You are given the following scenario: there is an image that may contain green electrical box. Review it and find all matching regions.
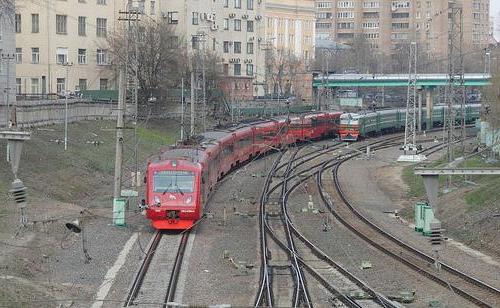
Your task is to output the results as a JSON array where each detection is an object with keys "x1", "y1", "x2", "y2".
[
  {"x1": 113, "y1": 197, "x2": 128, "y2": 226},
  {"x1": 414, "y1": 202, "x2": 426, "y2": 232},
  {"x1": 422, "y1": 205, "x2": 436, "y2": 236}
]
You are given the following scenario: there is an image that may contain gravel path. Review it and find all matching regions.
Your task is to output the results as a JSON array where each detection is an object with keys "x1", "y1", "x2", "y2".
[{"x1": 180, "y1": 154, "x2": 275, "y2": 306}]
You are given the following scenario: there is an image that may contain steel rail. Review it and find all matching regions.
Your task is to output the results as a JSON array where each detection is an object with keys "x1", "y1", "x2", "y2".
[
  {"x1": 123, "y1": 230, "x2": 163, "y2": 307},
  {"x1": 328, "y1": 141, "x2": 500, "y2": 307},
  {"x1": 163, "y1": 231, "x2": 191, "y2": 307},
  {"x1": 280, "y1": 148, "x2": 312, "y2": 308},
  {"x1": 267, "y1": 156, "x2": 395, "y2": 308},
  {"x1": 255, "y1": 150, "x2": 286, "y2": 307}
]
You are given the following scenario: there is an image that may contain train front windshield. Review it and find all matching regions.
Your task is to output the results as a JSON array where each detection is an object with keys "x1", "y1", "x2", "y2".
[{"x1": 153, "y1": 170, "x2": 195, "y2": 193}]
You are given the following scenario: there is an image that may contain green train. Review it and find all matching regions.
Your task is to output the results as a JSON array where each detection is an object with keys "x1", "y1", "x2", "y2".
[{"x1": 339, "y1": 104, "x2": 481, "y2": 141}]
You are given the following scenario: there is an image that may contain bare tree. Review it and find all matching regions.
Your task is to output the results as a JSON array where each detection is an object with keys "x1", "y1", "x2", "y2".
[
  {"x1": 266, "y1": 48, "x2": 303, "y2": 98},
  {"x1": 107, "y1": 19, "x2": 188, "y2": 103}
]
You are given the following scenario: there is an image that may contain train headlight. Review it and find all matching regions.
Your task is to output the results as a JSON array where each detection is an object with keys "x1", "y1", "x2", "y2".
[
  {"x1": 154, "y1": 195, "x2": 161, "y2": 206},
  {"x1": 184, "y1": 196, "x2": 193, "y2": 205}
]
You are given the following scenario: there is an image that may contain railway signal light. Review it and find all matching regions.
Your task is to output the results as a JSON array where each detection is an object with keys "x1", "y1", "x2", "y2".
[
  {"x1": 10, "y1": 179, "x2": 28, "y2": 226},
  {"x1": 429, "y1": 221, "x2": 444, "y2": 249}
]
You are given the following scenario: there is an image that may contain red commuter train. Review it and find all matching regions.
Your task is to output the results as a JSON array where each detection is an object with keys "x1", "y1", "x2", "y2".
[{"x1": 144, "y1": 111, "x2": 342, "y2": 230}]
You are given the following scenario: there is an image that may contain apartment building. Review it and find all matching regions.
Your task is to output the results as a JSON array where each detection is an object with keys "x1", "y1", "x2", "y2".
[
  {"x1": 264, "y1": 0, "x2": 316, "y2": 99},
  {"x1": 315, "y1": 0, "x2": 490, "y2": 58},
  {"x1": 154, "y1": 0, "x2": 266, "y2": 99},
  {"x1": 15, "y1": 0, "x2": 123, "y2": 95}
]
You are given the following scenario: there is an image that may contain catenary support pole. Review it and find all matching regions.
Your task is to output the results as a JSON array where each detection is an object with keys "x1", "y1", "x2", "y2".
[{"x1": 113, "y1": 69, "x2": 125, "y2": 200}]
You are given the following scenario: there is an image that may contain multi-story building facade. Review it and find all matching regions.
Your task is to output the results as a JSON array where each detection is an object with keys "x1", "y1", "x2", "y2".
[
  {"x1": 264, "y1": 0, "x2": 316, "y2": 99},
  {"x1": 154, "y1": 0, "x2": 266, "y2": 99},
  {"x1": 315, "y1": 0, "x2": 490, "y2": 59},
  {"x1": 14, "y1": 0, "x2": 123, "y2": 95}
]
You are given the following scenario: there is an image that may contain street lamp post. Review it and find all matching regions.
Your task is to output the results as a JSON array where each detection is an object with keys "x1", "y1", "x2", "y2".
[{"x1": 62, "y1": 62, "x2": 73, "y2": 151}]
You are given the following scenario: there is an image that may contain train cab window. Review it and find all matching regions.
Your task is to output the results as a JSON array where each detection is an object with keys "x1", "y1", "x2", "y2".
[
  {"x1": 223, "y1": 144, "x2": 234, "y2": 156},
  {"x1": 153, "y1": 170, "x2": 195, "y2": 193}
]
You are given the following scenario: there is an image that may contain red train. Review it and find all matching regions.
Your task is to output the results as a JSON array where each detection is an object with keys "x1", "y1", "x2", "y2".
[{"x1": 143, "y1": 112, "x2": 342, "y2": 230}]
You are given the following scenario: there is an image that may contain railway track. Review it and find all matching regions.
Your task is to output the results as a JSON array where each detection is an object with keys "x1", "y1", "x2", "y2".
[
  {"x1": 124, "y1": 230, "x2": 190, "y2": 307},
  {"x1": 321, "y1": 140, "x2": 500, "y2": 307},
  {"x1": 256, "y1": 139, "x2": 404, "y2": 307}
]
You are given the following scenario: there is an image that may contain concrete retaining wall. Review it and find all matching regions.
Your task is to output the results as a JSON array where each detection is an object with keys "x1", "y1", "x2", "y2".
[{"x1": 0, "y1": 100, "x2": 117, "y2": 129}]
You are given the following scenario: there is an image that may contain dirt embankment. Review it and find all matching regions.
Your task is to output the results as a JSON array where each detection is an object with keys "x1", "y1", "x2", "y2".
[
  {"x1": 0, "y1": 120, "x2": 179, "y2": 307},
  {"x1": 374, "y1": 165, "x2": 500, "y2": 258}
]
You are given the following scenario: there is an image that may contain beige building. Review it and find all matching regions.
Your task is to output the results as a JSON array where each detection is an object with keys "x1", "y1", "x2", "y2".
[
  {"x1": 315, "y1": 0, "x2": 490, "y2": 58},
  {"x1": 152, "y1": 0, "x2": 266, "y2": 98},
  {"x1": 14, "y1": 0, "x2": 125, "y2": 95},
  {"x1": 264, "y1": 0, "x2": 316, "y2": 99}
]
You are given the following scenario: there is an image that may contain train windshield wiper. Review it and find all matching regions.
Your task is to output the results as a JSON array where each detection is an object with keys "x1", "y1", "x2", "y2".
[{"x1": 174, "y1": 184, "x2": 184, "y2": 195}]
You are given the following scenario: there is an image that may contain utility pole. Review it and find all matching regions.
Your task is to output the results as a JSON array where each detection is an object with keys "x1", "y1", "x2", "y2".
[
  {"x1": 181, "y1": 77, "x2": 185, "y2": 141},
  {"x1": 62, "y1": 62, "x2": 73, "y2": 151},
  {"x1": 445, "y1": 1, "x2": 465, "y2": 188},
  {"x1": 2, "y1": 54, "x2": 15, "y2": 128},
  {"x1": 113, "y1": 69, "x2": 125, "y2": 200},
  {"x1": 115, "y1": 10, "x2": 140, "y2": 226},
  {"x1": 190, "y1": 70, "x2": 195, "y2": 137}
]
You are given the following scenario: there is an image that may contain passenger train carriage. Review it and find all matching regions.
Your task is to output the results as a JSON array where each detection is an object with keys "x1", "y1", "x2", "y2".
[
  {"x1": 144, "y1": 104, "x2": 481, "y2": 229},
  {"x1": 144, "y1": 112, "x2": 342, "y2": 230},
  {"x1": 339, "y1": 104, "x2": 481, "y2": 141}
]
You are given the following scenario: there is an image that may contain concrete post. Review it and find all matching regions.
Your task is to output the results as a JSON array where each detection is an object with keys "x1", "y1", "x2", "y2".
[
  {"x1": 425, "y1": 88, "x2": 433, "y2": 129},
  {"x1": 418, "y1": 90, "x2": 422, "y2": 132}
]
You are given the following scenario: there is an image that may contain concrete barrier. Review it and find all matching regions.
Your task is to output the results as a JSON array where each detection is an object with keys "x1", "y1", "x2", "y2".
[{"x1": 0, "y1": 100, "x2": 117, "y2": 129}]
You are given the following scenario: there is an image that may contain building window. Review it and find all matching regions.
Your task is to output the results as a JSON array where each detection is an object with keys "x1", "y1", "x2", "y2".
[
  {"x1": 56, "y1": 78, "x2": 65, "y2": 93},
  {"x1": 392, "y1": 12, "x2": 409, "y2": 18},
  {"x1": 191, "y1": 36, "x2": 199, "y2": 49},
  {"x1": 363, "y1": 1, "x2": 379, "y2": 8},
  {"x1": 247, "y1": 0, "x2": 253, "y2": 10},
  {"x1": 337, "y1": 12, "x2": 354, "y2": 18},
  {"x1": 234, "y1": 19, "x2": 241, "y2": 31},
  {"x1": 78, "y1": 49, "x2": 87, "y2": 64},
  {"x1": 223, "y1": 18, "x2": 229, "y2": 30},
  {"x1": 78, "y1": 17, "x2": 86, "y2": 36},
  {"x1": 192, "y1": 12, "x2": 199, "y2": 25},
  {"x1": 15, "y1": 48, "x2": 22, "y2": 64},
  {"x1": 31, "y1": 78, "x2": 40, "y2": 94},
  {"x1": 234, "y1": 63, "x2": 241, "y2": 75},
  {"x1": 97, "y1": 0, "x2": 106, "y2": 4},
  {"x1": 99, "y1": 79, "x2": 108, "y2": 90},
  {"x1": 167, "y1": 36, "x2": 178, "y2": 49},
  {"x1": 167, "y1": 12, "x2": 179, "y2": 24},
  {"x1": 337, "y1": 1, "x2": 354, "y2": 8},
  {"x1": 246, "y1": 64, "x2": 253, "y2": 76},
  {"x1": 150, "y1": 1, "x2": 155, "y2": 14},
  {"x1": 96, "y1": 18, "x2": 107, "y2": 37},
  {"x1": 56, "y1": 15, "x2": 67, "y2": 34},
  {"x1": 31, "y1": 47, "x2": 39, "y2": 64},
  {"x1": 234, "y1": 41, "x2": 241, "y2": 53},
  {"x1": 223, "y1": 63, "x2": 229, "y2": 75},
  {"x1": 316, "y1": 22, "x2": 332, "y2": 29},
  {"x1": 362, "y1": 22, "x2": 379, "y2": 28},
  {"x1": 316, "y1": 2, "x2": 332, "y2": 8},
  {"x1": 78, "y1": 79, "x2": 87, "y2": 91},
  {"x1": 31, "y1": 14, "x2": 39, "y2": 33},
  {"x1": 247, "y1": 20, "x2": 253, "y2": 32},
  {"x1": 363, "y1": 12, "x2": 378, "y2": 18},
  {"x1": 337, "y1": 22, "x2": 354, "y2": 29},
  {"x1": 391, "y1": 1, "x2": 410, "y2": 9},
  {"x1": 97, "y1": 49, "x2": 107, "y2": 65},
  {"x1": 223, "y1": 0, "x2": 228, "y2": 7},
  {"x1": 247, "y1": 42, "x2": 253, "y2": 54},
  {"x1": 56, "y1": 47, "x2": 68, "y2": 64},
  {"x1": 392, "y1": 22, "x2": 409, "y2": 29},
  {"x1": 235, "y1": 0, "x2": 241, "y2": 8},
  {"x1": 16, "y1": 78, "x2": 21, "y2": 94},
  {"x1": 15, "y1": 14, "x2": 21, "y2": 33},
  {"x1": 223, "y1": 41, "x2": 230, "y2": 53}
]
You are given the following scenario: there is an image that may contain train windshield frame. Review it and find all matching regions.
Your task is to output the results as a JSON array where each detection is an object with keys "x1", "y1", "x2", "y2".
[{"x1": 153, "y1": 170, "x2": 195, "y2": 194}]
